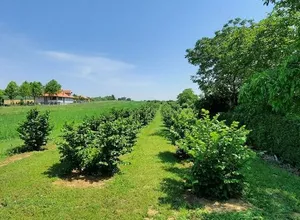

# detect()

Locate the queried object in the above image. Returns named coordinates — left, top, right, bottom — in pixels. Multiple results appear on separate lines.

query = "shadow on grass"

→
left=6, top=145, right=46, bottom=156
left=157, top=151, right=178, bottom=165
left=151, top=127, right=173, bottom=141
left=156, top=149, right=202, bottom=210
left=44, top=162, right=113, bottom=185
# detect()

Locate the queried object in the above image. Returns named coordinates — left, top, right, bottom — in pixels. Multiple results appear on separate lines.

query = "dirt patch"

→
left=291, top=212, right=300, bottom=220
left=0, top=152, right=32, bottom=168
left=53, top=171, right=111, bottom=188
left=183, top=192, right=250, bottom=213
left=147, top=208, right=159, bottom=217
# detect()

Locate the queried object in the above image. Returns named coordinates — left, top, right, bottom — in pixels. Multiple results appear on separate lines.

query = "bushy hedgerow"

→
left=221, top=109, right=300, bottom=167
left=180, top=110, right=252, bottom=199
left=17, top=108, right=52, bottom=151
left=58, top=103, right=158, bottom=175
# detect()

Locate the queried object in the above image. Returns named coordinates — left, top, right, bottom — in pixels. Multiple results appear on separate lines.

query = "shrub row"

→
left=161, top=104, right=252, bottom=199
left=58, top=103, right=159, bottom=176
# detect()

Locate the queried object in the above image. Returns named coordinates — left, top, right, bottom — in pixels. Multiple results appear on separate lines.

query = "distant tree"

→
left=111, top=95, right=116, bottom=100
left=118, top=97, right=128, bottom=101
left=44, top=79, right=62, bottom=98
left=126, top=98, right=131, bottom=101
left=177, top=88, right=198, bottom=108
left=0, top=89, right=4, bottom=105
left=30, top=81, right=44, bottom=103
left=5, top=81, right=19, bottom=103
left=19, top=81, right=31, bottom=102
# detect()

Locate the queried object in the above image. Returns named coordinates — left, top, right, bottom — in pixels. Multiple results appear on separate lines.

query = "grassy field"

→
left=0, top=101, right=142, bottom=160
left=1, top=110, right=300, bottom=219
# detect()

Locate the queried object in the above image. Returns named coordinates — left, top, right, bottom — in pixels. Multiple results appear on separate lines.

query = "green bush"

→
left=58, top=103, right=158, bottom=176
left=17, top=108, right=52, bottom=151
left=169, top=108, right=197, bottom=145
left=180, top=109, right=252, bottom=199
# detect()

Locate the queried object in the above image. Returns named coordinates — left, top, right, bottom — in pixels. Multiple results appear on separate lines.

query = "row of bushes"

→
left=161, top=103, right=252, bottom=199
left=17, top=103, right=159, bottom=176
left=58, top=103, right=159, bottom=176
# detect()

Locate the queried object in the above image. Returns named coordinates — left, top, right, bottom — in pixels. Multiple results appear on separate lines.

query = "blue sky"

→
left=0, top=0, right=271, bottom=100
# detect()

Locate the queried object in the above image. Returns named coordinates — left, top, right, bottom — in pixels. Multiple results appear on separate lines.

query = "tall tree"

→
left=44, top=79, right=62, bottom=97
left=186, top=18, right=256, bottom=107
left=5, top=81, right=19, bottom=103
left=177, top=88, right=198, bottom=108
left=30, top=81, right=44, bottom=103
left=19, top=81, right=31, bottom=102
left=0, top=89, right=4, bottom=105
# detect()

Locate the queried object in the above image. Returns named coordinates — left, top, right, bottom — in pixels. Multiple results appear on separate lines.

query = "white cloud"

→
left=0, top=27, right=197, bottom=100
left=0, top=29, right=155, bottom=99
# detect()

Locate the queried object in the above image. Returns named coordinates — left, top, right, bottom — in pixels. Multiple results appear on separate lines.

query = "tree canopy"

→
left=177, top=88, right=198, bottom=108
left=5, top=81, right=19, bottom=101
left=44, top=79, right=61, bottom=96
left=186, top=6, right=299, bottom=109
left=30, top=81, right=44, bottom=101
left=19, top=81, right=31, bottom=100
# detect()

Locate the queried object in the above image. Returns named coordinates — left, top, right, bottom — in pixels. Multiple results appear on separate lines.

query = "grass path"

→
left=1, top=111, right=300, bottom=219
left=0, top=110, right=182, bottom=219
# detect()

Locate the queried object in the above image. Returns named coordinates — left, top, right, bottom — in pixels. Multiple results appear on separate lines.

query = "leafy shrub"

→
left=17, top=108, right=52, bottom=151
left=169, top=108, right=197, bottom=145
left=180, top=109, right=252, bottom=199
left=58, top=103, right=158, bottom=176
left=161, top=103, right=179, bottom=129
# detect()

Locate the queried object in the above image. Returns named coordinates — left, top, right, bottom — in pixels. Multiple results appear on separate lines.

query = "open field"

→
left=0, top=101, right=142, bottom=160
left=1, top=110, right=300, bottom=219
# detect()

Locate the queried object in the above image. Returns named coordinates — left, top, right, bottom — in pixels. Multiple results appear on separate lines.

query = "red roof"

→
left=43, top=90, right=73, bottom=98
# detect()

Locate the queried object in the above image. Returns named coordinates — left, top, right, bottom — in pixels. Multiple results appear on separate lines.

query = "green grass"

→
left=0, top=110, right=300, bottom=219
left=0, top=101, right=142, bottom=159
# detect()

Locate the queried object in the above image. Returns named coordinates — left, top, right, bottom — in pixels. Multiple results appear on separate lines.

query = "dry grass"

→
left=0, top=152, right=32, bottom=168
left=53, top=170, right=111, bottom=188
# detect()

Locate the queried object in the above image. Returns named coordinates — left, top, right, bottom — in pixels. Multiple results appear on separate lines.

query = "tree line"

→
left=92, top=95, right=132, bottom=101
left=0, top=79, right=62, bottom=105
left=185, top=0, right=300, bottom=168
left=186, top=0, right=299, bottom=111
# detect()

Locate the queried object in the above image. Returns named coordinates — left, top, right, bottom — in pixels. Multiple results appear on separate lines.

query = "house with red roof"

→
left=35, top=89, right=74, bottom=105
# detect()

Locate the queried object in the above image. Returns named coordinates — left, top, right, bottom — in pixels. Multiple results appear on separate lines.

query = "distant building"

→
left=35, top=90, right=74, bottom=105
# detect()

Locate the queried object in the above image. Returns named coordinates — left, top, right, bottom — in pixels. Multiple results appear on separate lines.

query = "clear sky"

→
left=0, top=0, right=271, bottom=100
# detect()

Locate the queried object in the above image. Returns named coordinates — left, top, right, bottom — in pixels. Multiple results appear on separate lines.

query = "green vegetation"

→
left=44, top=79, right=62, bottom=96
left=0, top=101, right=142, bottom=160
left=17, top=109, right=52, bottom=152
left=59, top=103, right=158, bottom=175
left=5, top=81, right=19, bottom=102
left=1, top=111, right=300, bottom=219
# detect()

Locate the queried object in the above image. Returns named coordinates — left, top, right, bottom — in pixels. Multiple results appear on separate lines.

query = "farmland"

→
left=0, top=104, right=300, bottom=219
left=0, top=101, right=142, bottom=160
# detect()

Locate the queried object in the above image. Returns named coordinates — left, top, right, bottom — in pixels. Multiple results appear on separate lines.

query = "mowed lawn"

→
left=0, top=101, right=142, bottom=160
left=1, top=109, right=300, bottom=219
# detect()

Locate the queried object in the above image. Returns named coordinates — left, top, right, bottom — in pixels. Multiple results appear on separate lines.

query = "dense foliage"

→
left=44, top=79, right=62, bottom=96
left=180, top=110, right=251, bottom=199
left=177, top=88, right=199, bottom=108
left=17, top=109, right=52, bottom=151
left=58, top=103, right=158, bottom=175
left=161, top=103, right=252, bottom=199
left=186, top=3, right=299, bottom=112
left=5, top=81, right=19, bottom=101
